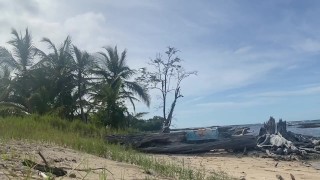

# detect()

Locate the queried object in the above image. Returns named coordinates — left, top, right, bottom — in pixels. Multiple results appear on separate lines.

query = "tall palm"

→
left=94, top=46, right=150, bottom=128
left=36, top=36, right=75, bottom=118
left=0, top=28, right=36, bottom=111
left=72, top=45, right=95, bottom=122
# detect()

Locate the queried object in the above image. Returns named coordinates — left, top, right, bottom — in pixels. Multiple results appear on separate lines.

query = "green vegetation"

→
left=0, top=28, right=196, bottom=132
left=0, top=28, right=150, bottom=129
left=0, top=115, right=233, bottom=180
left=0, top=27, right=230, bottom=179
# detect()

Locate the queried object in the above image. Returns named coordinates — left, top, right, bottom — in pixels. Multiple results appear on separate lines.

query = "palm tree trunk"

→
left=78, top=72, right=86, bottom=122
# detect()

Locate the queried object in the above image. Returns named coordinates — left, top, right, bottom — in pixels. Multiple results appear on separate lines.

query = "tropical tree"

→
left=137, top=47, right=197, bottom=133
left=0, top=28, right=37, bottom=112
left=35, top=36, right=75, bottom=118
left=93, top=46, right=150, bottom=128
left=0, top=28, right=35, bottom=76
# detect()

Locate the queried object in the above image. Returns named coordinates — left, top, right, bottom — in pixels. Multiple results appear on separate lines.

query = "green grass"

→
left=0, top=115, right=234, bottom=180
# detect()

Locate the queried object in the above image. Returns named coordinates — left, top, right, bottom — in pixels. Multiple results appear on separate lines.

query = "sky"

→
left=1, top=0, right=320, bottom=128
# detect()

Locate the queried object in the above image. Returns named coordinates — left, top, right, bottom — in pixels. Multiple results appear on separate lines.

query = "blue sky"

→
left=1, top=0, right=320, bottom=127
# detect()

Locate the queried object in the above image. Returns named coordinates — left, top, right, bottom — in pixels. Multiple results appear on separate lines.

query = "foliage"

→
left=0, top=28, right=37, bottom=113
left=92, top=46, right=150, bottom=128
left=130, top=116, right=163, bottom=132
left=0, top=28, right=198, bottom=132
left=0, top=28, right=152, bottom=129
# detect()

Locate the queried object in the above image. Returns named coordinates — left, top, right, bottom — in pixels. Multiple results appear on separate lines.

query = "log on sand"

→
left=140, top=135, right=256, bottom=154
left=106, top=132, right=187, bottom=148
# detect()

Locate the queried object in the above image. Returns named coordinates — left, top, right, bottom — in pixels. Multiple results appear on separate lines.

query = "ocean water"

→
left=173, top=120, right=320, bottom=137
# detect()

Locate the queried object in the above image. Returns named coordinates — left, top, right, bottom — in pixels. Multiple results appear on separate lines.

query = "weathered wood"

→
left=299, top=147, right=320, bottom=154
left=140, top=135, right=256, bottom=154
left=277, top=119, right=287, bottom=135
left=264, top=116, right=276, bottom=134
left=106, top=132, right=186, bottom=148
left=107, top=118, right=320, bottom=157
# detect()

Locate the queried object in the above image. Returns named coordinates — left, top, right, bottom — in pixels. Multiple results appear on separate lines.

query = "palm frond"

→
left=62, top=36, right=72, bottom=54
left=0, top=101, right=29, bottom=115
left=32, top=48, right=51, bottom=69
left=134, top=112, right=149, bottom=119
left=119, top=49, right=127, bottom=67
left=8, top=28, right=35, bottom=70
left=41, top=37, right=58, bottom=58
left=124, top=81, right=150, bottom=107
left=0, top=47, right=19, bottom=68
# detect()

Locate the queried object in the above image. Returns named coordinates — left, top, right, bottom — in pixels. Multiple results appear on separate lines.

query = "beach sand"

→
left=1, top=139, right=320, bottom=179
left=155, top=152, right=320, bottom=180
left=0, top=140, right=166, bottom=180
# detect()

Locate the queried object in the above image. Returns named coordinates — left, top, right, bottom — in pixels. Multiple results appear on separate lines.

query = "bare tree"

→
left=137, top=47, right=197, bottom=133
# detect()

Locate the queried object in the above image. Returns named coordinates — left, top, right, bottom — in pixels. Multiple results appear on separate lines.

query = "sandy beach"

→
left=0, top=140, right=167, bottom=180
left=1, top=140, right=320, bottom=179
left=156, top=152, right=320, bottom=180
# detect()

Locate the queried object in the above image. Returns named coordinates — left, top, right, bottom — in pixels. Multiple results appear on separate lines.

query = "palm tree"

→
left=0, top=28, right=36, bottom=112
left=72, top=45, right=95, bottom=122
left=93, top=46, right=150, bottom=128
left=35, top=36, right=75, bottom=118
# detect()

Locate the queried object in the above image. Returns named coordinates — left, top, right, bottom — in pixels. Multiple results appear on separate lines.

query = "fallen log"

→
left=107, top=117, right=320, bottom=157
left=139, top=135, right=256, bottom=154
left=106, top=132, right=186, bottom=148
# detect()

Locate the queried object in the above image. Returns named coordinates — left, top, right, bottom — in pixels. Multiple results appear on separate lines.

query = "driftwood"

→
left=106, top=132, right=186, bottom=148
left=277, top=119, right=287, bottom=135
left=140, top=135, right=256, bottom=154
left=264, top=117, right=276, bottom=134
left=257, top=117, right=320, bottom=160
left=106, top=127, right=256, bottom=154
left=107, top=117, right=320, bottom=158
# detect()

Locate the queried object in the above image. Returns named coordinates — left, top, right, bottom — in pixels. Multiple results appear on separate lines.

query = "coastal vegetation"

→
left=0, top=28, right=234, bottom=179
left=0, top=28, right=194, bottom=132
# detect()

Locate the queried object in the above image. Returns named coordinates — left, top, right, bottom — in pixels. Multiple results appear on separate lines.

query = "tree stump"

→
left=277, top=119, right=287, bottom=135
left=264, top=116, right=276, bottom=134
